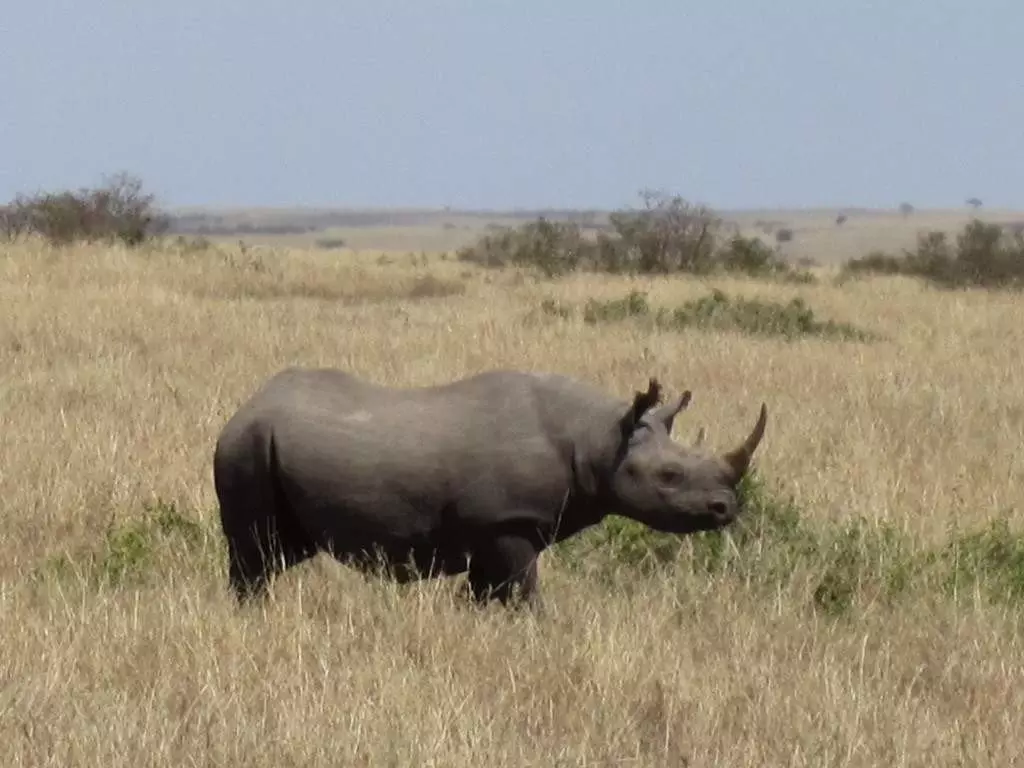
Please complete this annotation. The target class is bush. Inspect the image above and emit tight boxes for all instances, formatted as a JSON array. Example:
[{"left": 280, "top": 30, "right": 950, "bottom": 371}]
[
  {"left": 457, "top": 217, "right": 592, "bottom": 277},
  {"left": 562, "top": 289, "right": 877, "bottom": 343},
  {"left": 603, "top": 189, "right": 721, "bottom": 274},
  {"left": 2, "top": 172, "right": 169, "bottom": 247},
  {"left": 0, "top": 204, "right": 32, "bottom": 241},
  {"left": 843, "top": 250, "right": 905, "bottom": 276},
  {"left": 842, "top": 219, "right": 1024, "bottom": 290},
  {"left": 582, "top": 291, "right": 652, "bottom": 324},
  {"left": 934, "top": 517, "right": 1024, "bottom": 601},
  {"left": 716, "top": 234, "right": 815, "bottom": 283},
  {"left": 406, "top": 274, "right": 466, "bottom": 300},
  {"left": 316, "top": 237, "right": 348, "bottom": 249},
  {"left": 458, "top": 190, "right": 813, "bottom": 282},
  {"left": 663, "top": 290, "right": 875, "bottom": 341}
]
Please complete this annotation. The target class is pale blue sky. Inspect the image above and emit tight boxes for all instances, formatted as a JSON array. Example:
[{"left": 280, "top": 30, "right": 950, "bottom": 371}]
[{"left": 2, "top": 1, "right": 1021, "bottom": 210}]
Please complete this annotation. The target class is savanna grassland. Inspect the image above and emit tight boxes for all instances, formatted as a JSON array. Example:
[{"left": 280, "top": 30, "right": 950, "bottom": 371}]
[{"left": 3, "top": 209, "right": 1024, "bottom": 766}]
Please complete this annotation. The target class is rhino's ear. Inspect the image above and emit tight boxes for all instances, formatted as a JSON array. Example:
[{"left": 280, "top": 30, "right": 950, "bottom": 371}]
[
  {"left": 650, "top": 390, "right": 692, "bottom": 433},
  {"left": 620, "top": 378, "right": 662, "bottom": 435}
]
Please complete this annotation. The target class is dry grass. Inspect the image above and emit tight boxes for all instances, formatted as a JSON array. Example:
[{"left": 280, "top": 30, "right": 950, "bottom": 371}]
[{"left": 2, "top": 235, "right": 1024, "bottom": 765}]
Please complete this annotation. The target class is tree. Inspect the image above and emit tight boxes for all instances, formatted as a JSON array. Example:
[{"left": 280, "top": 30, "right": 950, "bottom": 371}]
[
  {"left": 899, "top": 202, "right": 915, "bottom": 218},
  {"left": 966, "top": 197, "right": 983, "bottom": 210}
]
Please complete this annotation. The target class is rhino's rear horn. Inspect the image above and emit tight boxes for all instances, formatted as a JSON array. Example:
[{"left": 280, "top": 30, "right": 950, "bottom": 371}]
[
  {"left": 722, "top": 403, "right": 768, "bottom": 481},
  {"left": 694, "top": 426, "right": 707, "bottom": 448}
]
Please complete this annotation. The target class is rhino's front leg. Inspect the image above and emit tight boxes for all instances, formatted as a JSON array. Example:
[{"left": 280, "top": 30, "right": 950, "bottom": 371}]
[{"left": 468, "top": 528, "right": 542, "bottom": 610}]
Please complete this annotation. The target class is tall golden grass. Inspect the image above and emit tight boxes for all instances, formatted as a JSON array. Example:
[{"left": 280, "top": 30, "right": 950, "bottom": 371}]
[{"left": 2, "top": 235, "right": 1024, "bottom": 765}]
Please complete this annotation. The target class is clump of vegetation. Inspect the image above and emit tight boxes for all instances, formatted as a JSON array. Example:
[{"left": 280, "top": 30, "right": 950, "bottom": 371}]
[
  {"left": 663, "top": 290, "right": 875, "bottom": 342},
  {"left": 34, "top": 500, "right": 216, "bottom": 589},
  {"left": 406, "top": 273, "right": 466, "bottom": 300},
  {"left": 582, "top": 290, "right": 653, "bottom": 324},
  {"left": 171, "top": 234, "right": 213, "bottom": 254},
  {"left": 538, "top": 298, "right": 573, "bottom": 319},
  {"left": 316, "top": 237, "right": 348, "bottom": 249},
  {"left": 932, "top": 517, "right": 1024, "bottom": 602},
  {"left": 843, "top": 219, "right": 1024, "bottom": 290},
  {"left": 597, "top": 189, "right": 721, "bottom": 274},
  {"left": 28, "top": 483, "right": 1024, "bottom": 618},
  {"left": 0, "top": 172, "right": 169, "bottom": 247},
  {"left": 550, "top": 289, "right": 876, "bottom": 343},
  {"left": 554, "top": 469, "right": 1024, "bottom": 616},
  {"left": 456, "top": 216, "right": 593, "bottom": 277},
  {"left": 842, "top": 250, "right": 905, "bottom": 276},
  {"left": 716, "top": 234, "right": 813, "bottom": 283},
  {"left": 458, "top": 190, "right": 813, "bottom": 282}
]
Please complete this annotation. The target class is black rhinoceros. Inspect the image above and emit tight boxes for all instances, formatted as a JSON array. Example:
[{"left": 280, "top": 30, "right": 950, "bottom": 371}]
[{"left": 213, "top": 367, "right": 767, "bottom": 607}]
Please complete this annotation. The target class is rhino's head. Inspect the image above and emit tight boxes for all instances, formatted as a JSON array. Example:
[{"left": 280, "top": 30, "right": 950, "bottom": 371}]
[{"left": 602, "top": 378, "right": 767, "bottom": 534}]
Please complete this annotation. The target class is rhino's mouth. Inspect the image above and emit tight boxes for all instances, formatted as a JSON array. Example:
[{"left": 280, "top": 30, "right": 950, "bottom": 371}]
[{"left": 652, "top": 500, "right": 738, "bottom": 535}]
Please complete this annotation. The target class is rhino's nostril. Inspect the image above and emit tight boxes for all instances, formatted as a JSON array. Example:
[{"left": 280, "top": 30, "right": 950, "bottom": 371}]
[{"left": 709, "top": 500, "right": 732, "bottom": 520}]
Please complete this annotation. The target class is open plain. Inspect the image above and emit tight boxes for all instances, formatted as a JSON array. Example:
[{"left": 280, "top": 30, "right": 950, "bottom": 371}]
[{"left": 3, "top": 207, "right": 1024, "bottom": 766}]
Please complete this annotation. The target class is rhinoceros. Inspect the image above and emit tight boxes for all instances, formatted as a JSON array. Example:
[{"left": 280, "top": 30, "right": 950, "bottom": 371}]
[{"left": 213, "top": 367, "right": 767, "bottom": 608}]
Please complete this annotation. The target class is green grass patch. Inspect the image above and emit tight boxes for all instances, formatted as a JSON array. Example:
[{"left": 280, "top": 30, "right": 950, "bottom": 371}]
[
  {"left": 33, "top": 499, "right": 218, "bottom": 589},
  {"left": 553, "top": 469, "right": 1024, "bottom": 616},
  {"left": 30, "top": 483, "right": 1024, "bottom": 618},
  {"left": 546, "top": 289, "right": 877, "bottom": 342}
]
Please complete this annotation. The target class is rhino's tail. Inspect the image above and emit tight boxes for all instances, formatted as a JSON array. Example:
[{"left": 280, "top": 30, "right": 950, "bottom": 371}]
[
  {"left": 215, "top": 430, "right": 317, "bottom": 602},
  {"left": 265, "top": 434, "right": 319, "bottom": 558}
]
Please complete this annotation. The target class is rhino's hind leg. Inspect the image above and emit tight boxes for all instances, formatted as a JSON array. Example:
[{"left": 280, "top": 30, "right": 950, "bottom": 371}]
[
  {"left": 225, "top": 511, "right": 318, "bottom": 602},
  {"left": 217, "top": 479, "right": 318, "bottom": 603},
  {"left": 467, "top": 528, "right": 542, "bottom": 609}
]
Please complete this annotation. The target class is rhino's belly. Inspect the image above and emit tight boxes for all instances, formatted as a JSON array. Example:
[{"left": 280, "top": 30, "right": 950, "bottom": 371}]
[
  {"left": 274, "top": 449, "right": 451, "bottom": 555},
  {"left": 291, "top": 490, "right": 469, "bottom": 578}
]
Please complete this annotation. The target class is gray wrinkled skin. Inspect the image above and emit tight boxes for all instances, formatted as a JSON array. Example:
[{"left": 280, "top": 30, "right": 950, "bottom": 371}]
[{"left": 213, "top": 367, "right": 768, "bottom": 609}]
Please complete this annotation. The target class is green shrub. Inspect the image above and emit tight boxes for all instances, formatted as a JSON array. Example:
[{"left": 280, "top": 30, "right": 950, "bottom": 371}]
[
  {"left": 935, "top": 516, "right": 1024, "bottom": 602},
  {"left": 664, "top": 290, "right": 875, "bottom": 342},
  {"left": 570, "top": 289, "right": 876, "bottom": 342},
  {"left": 316, "top": 237, "right": 348, "bottom": 249},
  {"left": 582, "top": 290, "right": 652, "bottom": 324},
  {"left": 716, "top": 234, "right": 791, "bottom": 277},
  {"left": 843, "top": 250, "right": 906, "bottom": 276},
  {"left": 457, "top": 217, "right": 591, "bottom": 276}
]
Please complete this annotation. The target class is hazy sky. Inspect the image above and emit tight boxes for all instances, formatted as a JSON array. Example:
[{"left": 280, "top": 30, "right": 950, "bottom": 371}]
[{"left": 2, "top": 1, "right": 1021, "bottom": 210}]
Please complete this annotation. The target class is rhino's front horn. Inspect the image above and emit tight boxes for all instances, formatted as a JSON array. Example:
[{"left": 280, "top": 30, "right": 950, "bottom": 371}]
[{"left": 723, "top": 403, "right": 768, "bottom": 481}]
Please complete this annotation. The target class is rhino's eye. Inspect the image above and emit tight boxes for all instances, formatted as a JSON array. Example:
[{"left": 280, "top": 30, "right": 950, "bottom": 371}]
[{"left": 657, "top": 467, "right": 685, "bottom": 486}]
